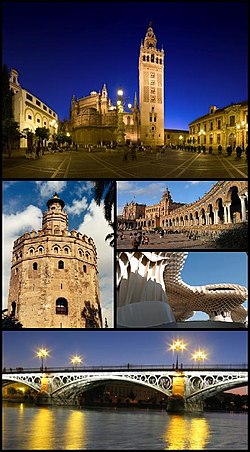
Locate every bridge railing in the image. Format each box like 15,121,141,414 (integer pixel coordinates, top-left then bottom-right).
2,363,248,373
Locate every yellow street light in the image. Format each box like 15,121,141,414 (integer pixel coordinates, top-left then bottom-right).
168,339,187,370
36,347,50,371
191,349,208,368
70,354,83,369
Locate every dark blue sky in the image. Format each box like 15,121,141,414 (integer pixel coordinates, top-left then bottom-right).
2,1,248,129
2,331,248,368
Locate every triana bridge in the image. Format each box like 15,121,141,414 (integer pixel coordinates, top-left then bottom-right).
2,364,248,412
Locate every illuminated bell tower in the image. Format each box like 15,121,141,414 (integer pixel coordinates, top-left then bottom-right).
139,22,164,146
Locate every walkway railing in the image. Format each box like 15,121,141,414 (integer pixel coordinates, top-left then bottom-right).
2,363,248,374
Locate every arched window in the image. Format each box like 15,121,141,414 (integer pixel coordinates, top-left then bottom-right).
38,247,43,254
54,246,59,253
58,260,64,269
64,247,69,254
85,252,89,260
11,301,16,317
33,262,38,270
79,249,83,257
29,249,34,256
83,265,87,273
56,298,68,315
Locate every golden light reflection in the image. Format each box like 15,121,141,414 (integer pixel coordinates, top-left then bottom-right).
164,415,210,450
64,409,87,449
28,407,54,450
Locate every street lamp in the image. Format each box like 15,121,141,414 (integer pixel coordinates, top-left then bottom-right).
191,349,208,368
70,354,83,370
36,347,50,371
169,339,187,370
116,89,125,146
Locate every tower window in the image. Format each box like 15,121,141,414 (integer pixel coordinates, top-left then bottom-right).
33,262,38,270
38,247,43,254
160,59,162,64
54,247,59,253
85,253,90,260
11,301,16,317
29,249,34,255
143,55,145,61
56,298,68,315
147,56,149,62
156,57,158,64
151,54,154,62
79,250,83,257
83,265,87,273
58,260,64,269
64,247,69,254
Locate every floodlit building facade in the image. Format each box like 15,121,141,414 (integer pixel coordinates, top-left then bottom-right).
7,193,102,328
9,68,59,148
117,251,248,327
189,102,248,152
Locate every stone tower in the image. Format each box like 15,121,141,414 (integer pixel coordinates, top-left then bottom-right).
139,23,164,146
7,193,102,328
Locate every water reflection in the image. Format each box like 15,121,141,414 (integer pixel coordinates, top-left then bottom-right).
64,409,86,450
28,407,54,450
164,414,210,450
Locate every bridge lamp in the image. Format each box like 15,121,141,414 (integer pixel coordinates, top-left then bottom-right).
191,350,208,368
168,339,187,370
70,354,83,370
36,347,50,371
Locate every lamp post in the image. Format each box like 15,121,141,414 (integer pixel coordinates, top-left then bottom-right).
116,89,125,146
169,339,187,370
70,354,83,370
191,349,208,369
36,347,50,371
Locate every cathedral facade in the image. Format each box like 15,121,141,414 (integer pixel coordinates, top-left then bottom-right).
69,23,164,146
7,193,102,328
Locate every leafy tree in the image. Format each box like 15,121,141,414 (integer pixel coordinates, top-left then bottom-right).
214,223,248,249
2,309,23,330
2,118,21,158
81,302,100,328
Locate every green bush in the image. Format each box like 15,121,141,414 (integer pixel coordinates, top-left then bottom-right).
214,223,248,249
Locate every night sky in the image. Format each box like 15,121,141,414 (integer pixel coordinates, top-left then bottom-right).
2,1,248,129
2,330,248,369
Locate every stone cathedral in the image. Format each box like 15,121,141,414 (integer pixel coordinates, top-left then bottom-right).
7,193,102,328
69,23,164,146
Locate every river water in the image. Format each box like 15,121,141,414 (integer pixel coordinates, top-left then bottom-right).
2,403,248,450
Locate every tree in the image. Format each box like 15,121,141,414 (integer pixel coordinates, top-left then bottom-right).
2,118,20,158
93,180,115,247
2,65,21,158
35,127,49,154
2,309,23,330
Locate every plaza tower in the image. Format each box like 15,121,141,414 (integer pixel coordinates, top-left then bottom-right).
139,23,164,146
7,193,102,328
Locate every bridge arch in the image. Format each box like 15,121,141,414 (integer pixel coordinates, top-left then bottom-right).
2,376,42,393
186,375,247,402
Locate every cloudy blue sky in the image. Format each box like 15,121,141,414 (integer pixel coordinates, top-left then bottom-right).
117,180,216,215
2,181,114,327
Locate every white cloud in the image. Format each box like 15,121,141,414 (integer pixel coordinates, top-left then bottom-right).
66,197,88,216
77,200,114,327
2,205,43,309
117,181,136,192
35,181,68,198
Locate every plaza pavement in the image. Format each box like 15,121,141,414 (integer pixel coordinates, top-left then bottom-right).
117,230,215,250
2,147,248,179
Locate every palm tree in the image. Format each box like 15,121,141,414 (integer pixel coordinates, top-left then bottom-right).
93,180,115,223
93,181,115,246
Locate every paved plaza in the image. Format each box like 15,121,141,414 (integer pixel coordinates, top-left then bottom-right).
117,230,215,250
2,147,248,179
